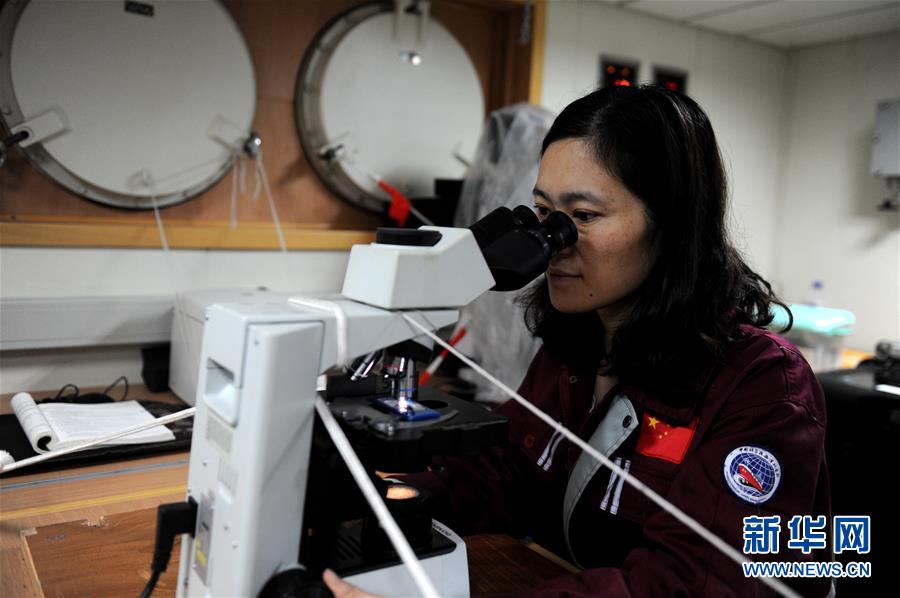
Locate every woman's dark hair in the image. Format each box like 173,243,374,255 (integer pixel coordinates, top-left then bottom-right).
522,85,791,390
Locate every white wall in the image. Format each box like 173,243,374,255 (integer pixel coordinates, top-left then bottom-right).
540,2,900,352
541,0,789,279
0,247,349,392
774,32,900,352
0,247,350,298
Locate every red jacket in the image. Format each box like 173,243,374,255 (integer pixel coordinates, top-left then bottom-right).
410,325,831,596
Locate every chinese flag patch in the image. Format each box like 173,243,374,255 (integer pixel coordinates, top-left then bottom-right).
635,413,699,464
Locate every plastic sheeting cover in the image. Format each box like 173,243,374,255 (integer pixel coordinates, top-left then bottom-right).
455,103,555,403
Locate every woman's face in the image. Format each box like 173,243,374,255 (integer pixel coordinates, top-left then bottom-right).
534,138,658,323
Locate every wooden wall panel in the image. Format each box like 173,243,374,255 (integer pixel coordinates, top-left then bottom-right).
0,0,535,249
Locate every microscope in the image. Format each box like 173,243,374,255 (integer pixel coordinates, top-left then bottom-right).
172,206,576,597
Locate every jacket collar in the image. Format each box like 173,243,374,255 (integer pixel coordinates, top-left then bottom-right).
568,351,719,427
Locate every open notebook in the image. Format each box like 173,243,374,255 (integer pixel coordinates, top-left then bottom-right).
10,392,175,453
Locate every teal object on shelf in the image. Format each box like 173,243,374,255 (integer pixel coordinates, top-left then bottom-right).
770,304,855,337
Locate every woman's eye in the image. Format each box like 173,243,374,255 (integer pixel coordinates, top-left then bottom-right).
573,211,598,223
534,205,551,219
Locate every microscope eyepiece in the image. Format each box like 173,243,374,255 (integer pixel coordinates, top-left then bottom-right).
467,206,518,249
469,205,578,291
511,204,540,229
536,210,578,258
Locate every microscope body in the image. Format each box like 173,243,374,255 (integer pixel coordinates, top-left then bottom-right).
174,299,465,596
174,214,577,597
175,226,493,597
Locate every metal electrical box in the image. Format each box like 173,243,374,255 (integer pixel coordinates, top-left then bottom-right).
871,99,900,178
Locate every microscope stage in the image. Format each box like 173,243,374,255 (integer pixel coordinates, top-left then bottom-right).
326,387,507,471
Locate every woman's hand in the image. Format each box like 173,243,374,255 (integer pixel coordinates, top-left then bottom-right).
322,569,381,598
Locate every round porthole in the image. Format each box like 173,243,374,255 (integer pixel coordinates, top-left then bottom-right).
0,0,256,209
295,2,484,215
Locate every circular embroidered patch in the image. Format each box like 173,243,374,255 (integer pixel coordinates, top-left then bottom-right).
723,446,782,505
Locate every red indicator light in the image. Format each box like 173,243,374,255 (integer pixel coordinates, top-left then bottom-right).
601,57,638,89
654,68,688,94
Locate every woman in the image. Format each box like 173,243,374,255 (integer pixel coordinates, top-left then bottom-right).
326,86,831,597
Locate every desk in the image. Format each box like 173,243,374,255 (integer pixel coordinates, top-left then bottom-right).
1,389,572,596
1,452,190,597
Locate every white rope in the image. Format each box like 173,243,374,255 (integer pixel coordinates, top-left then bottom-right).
141,170,170,252
251,153,262,203
288,297,349,366
239,150,248,198
140,170,201,402
254,148,287,254
252,146,299,291
402,312,801,598
314,398,439,598
230,147,261,230
0,408,195,474
230,149,241,229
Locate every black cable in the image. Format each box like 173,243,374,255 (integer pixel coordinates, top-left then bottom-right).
139,570,161,598
140,499,198,598
46,376,128,404
102,375,129,401
52,383,80,401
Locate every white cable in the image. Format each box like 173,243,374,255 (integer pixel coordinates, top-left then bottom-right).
403,312,801,598
141,170,201,400
314,397,440,598
0,407,195,474
255,148,287,254
0,450,14,468
141,170,170,251
239,150,248,197
288,297,349,366
252,147,299,291
251,154,262,203
230,148,256,229
230,149,240,229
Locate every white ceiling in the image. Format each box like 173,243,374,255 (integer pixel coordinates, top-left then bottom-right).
601,0,900,48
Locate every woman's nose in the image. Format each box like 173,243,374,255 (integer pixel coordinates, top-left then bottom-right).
556,243,576,257
550,244,576,264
